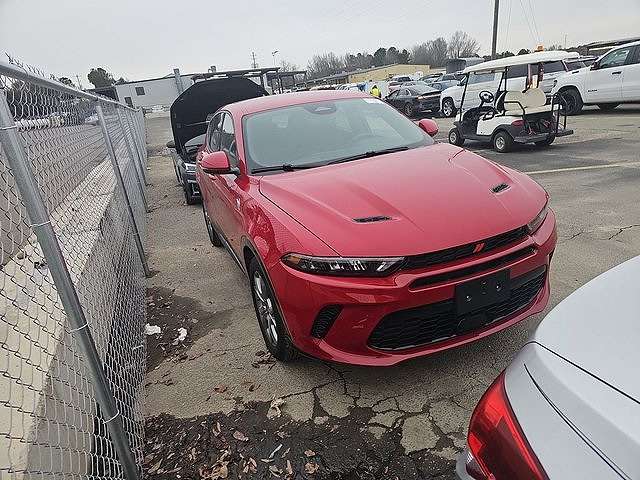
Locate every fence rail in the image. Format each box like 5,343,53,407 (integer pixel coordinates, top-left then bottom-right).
0,55,147,479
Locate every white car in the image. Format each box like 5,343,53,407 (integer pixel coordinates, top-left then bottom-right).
440,51,581,117
552,40,640,114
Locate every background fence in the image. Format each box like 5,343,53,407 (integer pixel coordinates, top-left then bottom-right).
1,56,148,479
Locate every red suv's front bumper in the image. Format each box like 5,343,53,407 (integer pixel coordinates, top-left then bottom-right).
267,211,557,366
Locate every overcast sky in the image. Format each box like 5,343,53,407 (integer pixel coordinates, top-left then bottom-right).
1,0,638,84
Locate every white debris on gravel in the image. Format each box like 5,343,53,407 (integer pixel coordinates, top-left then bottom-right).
172,327,188,345
145,324,161,335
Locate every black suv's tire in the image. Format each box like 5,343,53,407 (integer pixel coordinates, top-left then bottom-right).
448,127,465,146
184,182,198,205
597,103,619,111
493,131,514,153
560,89,583,115
202,204,223,247
249,258,298,362
442,98,456,117
404,102,415,117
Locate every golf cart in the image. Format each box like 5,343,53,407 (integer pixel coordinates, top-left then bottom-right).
448,52,574,153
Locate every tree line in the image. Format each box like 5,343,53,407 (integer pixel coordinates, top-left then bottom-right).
306,31,480,79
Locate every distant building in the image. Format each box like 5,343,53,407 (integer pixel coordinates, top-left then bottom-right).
307,64,434,86
114,69,193,109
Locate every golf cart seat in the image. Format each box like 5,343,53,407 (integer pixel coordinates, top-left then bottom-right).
503,88,551,116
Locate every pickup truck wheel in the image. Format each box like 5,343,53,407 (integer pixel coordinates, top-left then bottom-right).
442,98,456,117
249,258,298,362
493,131,513,153
597,103,619,111
560,89,583,115
202,204,222,247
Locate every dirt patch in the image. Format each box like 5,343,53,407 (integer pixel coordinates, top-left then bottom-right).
146,287,234,371
143,400,456,480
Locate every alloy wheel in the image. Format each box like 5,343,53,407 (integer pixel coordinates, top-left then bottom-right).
253,271,279,346
495,135,506,151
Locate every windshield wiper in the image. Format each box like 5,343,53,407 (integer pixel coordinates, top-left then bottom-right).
327,146,410,165
252,163,320,174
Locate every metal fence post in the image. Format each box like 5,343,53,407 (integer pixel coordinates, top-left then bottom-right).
0,87,140,480
96,104,151,277
126,110,148,185
117,108,150,213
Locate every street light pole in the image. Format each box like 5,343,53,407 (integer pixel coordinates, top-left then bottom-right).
491,0,499,60
272,50,279,67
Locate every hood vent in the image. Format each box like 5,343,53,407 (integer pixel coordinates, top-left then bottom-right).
353,215,392,223
491,183,510,194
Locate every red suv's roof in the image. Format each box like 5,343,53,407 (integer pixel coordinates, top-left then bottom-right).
228,90,369,116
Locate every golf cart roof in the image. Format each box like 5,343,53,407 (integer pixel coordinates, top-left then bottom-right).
463,51,580,74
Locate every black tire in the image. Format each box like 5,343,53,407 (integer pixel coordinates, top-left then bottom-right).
448,127,465,146
248,257,298,362
597,103,619,111
535,134,555,147
404,102,415,117
560,89,583,115
493,131,514,153
184,183,198,205
174,164,181,183
442,98,456,118
202,204,223,247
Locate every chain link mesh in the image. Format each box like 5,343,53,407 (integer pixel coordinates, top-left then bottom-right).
1,58,146,479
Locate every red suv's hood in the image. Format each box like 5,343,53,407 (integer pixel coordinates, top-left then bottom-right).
258,143,545,257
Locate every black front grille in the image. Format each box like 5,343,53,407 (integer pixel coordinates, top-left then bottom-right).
368,267,546,351
404,226,528,270
311,305,342,338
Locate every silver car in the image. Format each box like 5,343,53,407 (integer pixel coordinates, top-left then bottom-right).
456,256,640,479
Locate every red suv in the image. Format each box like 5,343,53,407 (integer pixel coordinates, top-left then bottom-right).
195,89,556,366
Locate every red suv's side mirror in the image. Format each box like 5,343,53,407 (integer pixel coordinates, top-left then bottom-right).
200,151,235,175
418,118,439,137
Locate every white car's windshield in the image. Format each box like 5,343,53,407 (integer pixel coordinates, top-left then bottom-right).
243,98,432,173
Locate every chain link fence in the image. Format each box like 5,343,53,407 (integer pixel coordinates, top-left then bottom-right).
1,55,148,479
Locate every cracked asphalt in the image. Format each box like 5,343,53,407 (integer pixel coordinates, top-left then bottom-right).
141,106,640,479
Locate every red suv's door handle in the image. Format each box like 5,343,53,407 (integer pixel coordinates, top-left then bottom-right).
612,71,622,75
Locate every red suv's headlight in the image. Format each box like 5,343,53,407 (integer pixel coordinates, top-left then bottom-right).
282,254,404,277
465,372,548,480
527,203,549,234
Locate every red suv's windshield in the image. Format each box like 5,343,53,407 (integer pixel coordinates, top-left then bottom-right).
242,98,432,172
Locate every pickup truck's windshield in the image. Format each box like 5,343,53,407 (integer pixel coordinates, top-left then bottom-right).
243,97,432,173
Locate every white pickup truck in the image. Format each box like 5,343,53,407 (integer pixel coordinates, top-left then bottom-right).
552,40,640,114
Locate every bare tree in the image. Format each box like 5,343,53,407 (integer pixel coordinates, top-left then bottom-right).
429,37,449,67
447,31,480,59
306,52,345,79
279,60,299,72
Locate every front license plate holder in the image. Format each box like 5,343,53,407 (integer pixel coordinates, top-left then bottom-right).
456,270,510,316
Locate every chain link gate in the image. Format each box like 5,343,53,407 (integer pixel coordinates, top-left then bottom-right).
0,55,148,479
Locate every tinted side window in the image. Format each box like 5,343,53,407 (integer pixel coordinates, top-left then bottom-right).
600,47,632,68
469,73,496,85
207,113,224,151
220,114,238,166
544,61,566,73
508,64,528,78
631,46,640,65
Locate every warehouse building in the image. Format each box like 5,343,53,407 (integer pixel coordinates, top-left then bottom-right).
306,63,435,86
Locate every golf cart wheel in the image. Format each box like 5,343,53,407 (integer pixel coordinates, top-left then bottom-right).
597,103,619,111
442,98,456,118
249,257,298,362
404,103,415,117
202,204,222,247
535,134,555,147
560,89,583,115
448,128,465,146
493,131,513,153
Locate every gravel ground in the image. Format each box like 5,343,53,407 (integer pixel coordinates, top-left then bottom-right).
141,106,640,479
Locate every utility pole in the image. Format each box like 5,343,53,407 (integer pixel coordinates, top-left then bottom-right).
491,0,499,60
251,52,258,69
